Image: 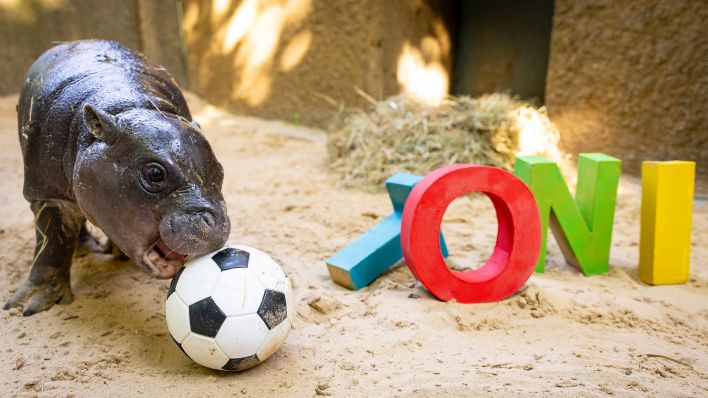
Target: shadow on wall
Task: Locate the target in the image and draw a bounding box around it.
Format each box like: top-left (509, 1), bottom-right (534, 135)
top-left (395, 9), bottom-right (452, 106)
top-left (184, 0), bottom-right (314, 109)
top-left (0, 0), bottom-right (139, 95)
top-left (0, 0), bottom-right (187, 95)
top-left (182, 0), bottom-right (454, 126)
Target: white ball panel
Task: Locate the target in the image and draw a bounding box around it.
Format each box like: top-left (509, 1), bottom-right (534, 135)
top-left (212, 269), bottom-right (264, 316)
top-left (181, 257), bottom-right (222, 283)
top-left (165, 293), bottom-right (190, 343)
top-left (256, 318), bottom-right (291, 362)
top-left (175, 277), bottom-right (216, 306)
top-left (215, 314), bottom-right (270, 359)
top-left (284, 277), bottom-right (295, 322)
top-left (181, 333), bottom-right (229, 370)
top-left (230, 244), bottom-right (268, 258)
top-left (236, 246), bottom-right (287, 291)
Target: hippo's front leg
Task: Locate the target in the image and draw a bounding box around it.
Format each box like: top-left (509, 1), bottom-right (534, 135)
top-left (4, 200), bottom-right (83, 316)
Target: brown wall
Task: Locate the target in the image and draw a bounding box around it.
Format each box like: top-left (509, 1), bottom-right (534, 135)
top-left (2, 1), bottom-right (705, 187)
top-left (186, 0), bottom-right (706, 186)
top-left (181, 0), bottom-right (453, 126)
top-left (0, 0), bottom-right (188, 95)
top-left (545, 0), bottom-right (707, 186)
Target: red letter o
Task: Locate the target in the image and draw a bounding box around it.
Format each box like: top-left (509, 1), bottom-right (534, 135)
top-left (401, 164), bottom-right (541, 303)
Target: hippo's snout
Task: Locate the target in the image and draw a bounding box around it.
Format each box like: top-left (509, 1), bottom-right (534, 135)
top-left (159, 206), bottom-right (231, 256)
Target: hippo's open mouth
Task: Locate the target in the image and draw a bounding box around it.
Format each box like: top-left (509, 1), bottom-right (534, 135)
top-left (141, 239), bottom-right (187, 279)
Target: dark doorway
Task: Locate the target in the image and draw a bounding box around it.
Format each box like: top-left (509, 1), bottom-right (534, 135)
top-left (451, 0), bottom-right (555, 103)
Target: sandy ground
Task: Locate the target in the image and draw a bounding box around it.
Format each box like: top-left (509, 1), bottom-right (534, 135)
top-left (0, 93), bottom-right (706, 397)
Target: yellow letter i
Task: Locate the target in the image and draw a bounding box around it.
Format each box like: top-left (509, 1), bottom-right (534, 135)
top-left (639, 161), bottom-right (696, 285)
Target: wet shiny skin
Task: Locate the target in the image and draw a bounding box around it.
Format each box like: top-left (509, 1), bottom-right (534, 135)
top-left (5, 39), bottom-right (230, 315)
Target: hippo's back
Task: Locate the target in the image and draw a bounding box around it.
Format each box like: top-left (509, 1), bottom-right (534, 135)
top-left (19, 39), bottom-right (190, 201)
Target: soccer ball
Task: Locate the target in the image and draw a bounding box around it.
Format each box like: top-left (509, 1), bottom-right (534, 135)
top-left (165, 245), bottom-right (293, 371)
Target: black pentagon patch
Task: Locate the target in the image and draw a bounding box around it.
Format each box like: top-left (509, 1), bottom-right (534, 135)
top-left (257, 289), bottom-right (287, 330)
top-left (188, 297), bottom-right (226, 338)
top-left (222, 354), bottom-right (260, 372)
top-left (167, 267), bottom-right (185, 298)
top-left (212, 248), bottom-right (250, 271)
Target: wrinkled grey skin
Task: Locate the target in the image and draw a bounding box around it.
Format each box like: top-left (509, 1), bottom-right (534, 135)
top-left (4, 40), bottom-right (230, 316)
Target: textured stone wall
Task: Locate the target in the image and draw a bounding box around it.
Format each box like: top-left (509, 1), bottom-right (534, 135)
top-left (181, 0), bottom-right (453, 126)
top-left (545, 0), bottom-right (707, 186)
top-left (0, 0), bottom-right (188, 95)
top-left (3, 0), bottom-right (703, 188)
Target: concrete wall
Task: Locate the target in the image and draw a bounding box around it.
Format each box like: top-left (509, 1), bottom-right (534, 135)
top-left (2, 0), bottom-right (704, 187)
top-left (545, 0), bottom-right (707, 186)
top-left (181, 0), bottom-right (453, 126)
top-left (0, 0), bottom-right (188, 95)
top-left (0, 0), bottom-right (454, 126)
top-left (452, 0), bottom-right (554, 102)
top-left (186, 0), bottom-right (706, 186)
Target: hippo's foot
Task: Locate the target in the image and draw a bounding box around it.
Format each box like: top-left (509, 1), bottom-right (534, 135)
top-left (77, 225), bottom-right (129, 261)
top-left (77, 223), bottom-right (109, 256)
top-left (82, 239), bottom-right (105, 255)
top-left (3, 278), bottom-right (74, 316)
top-left (106, 240), bottom-right (130, 261)
top-left (76, 238), bottom-right (106, 257)
top-left (7, 200), bottom-right (80, 316)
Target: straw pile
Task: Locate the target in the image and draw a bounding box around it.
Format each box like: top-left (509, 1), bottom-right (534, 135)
top-left (327, 93), bottom-right (561, 190)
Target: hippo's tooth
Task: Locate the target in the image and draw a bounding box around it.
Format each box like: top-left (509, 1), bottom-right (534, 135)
top-left (147, 249), bottom-right (162, 264)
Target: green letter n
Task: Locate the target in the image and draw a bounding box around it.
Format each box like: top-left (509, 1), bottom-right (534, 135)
top-left (514, 154), bottom-right (621, 275)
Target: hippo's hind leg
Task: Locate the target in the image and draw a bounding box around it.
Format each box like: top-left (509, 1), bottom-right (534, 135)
top-left (77, 224), bottom-right (129, 261)
top-left (108, 241), bottom-right (130, 261)
top-left (76, 223), bottom-right (105, 256)
top-left (4, 200), bottom-right (83, 316)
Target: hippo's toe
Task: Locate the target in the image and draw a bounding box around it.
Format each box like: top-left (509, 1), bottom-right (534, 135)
top-left (3, 278), bottom-right (73, 316)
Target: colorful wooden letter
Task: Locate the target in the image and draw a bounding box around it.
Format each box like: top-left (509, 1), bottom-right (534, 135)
top-left (400, 164), bottom-right (541, 303)
top-left (326, 173), bottom-right (448, 290)
top-left (514, 154), bottom-right (621, 275)
top-left (639, 161), bottom-right (695, 285)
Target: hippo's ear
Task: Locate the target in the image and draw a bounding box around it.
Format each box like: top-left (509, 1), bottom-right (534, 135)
top-left (190, 119), bottom-right (202, 132)
top-left (82, 104), bottom-right (118, 144)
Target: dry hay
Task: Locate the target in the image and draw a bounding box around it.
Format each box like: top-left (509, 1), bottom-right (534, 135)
top-left (327, 93), bottom-right (562, 190)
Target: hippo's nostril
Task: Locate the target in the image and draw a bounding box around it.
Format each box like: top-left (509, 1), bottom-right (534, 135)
top-left (201, 212), bottom-right (215, 228)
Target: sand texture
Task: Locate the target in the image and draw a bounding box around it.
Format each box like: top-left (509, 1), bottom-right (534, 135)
top-left (0, 94), bottom-right (706, 397)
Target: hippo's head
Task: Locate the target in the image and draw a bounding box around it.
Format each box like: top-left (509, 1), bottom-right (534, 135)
top-left (72, 104), bottom-right (230, 278)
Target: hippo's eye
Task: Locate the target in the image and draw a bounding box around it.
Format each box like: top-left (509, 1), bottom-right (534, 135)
top-left (146, 166), bottom-right (165, 183)
top-left (140, 162), bottom-right (168, 193)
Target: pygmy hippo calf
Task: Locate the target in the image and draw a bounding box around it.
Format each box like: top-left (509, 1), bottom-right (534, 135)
top-left (4, 40), bottom-right (231, 316)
